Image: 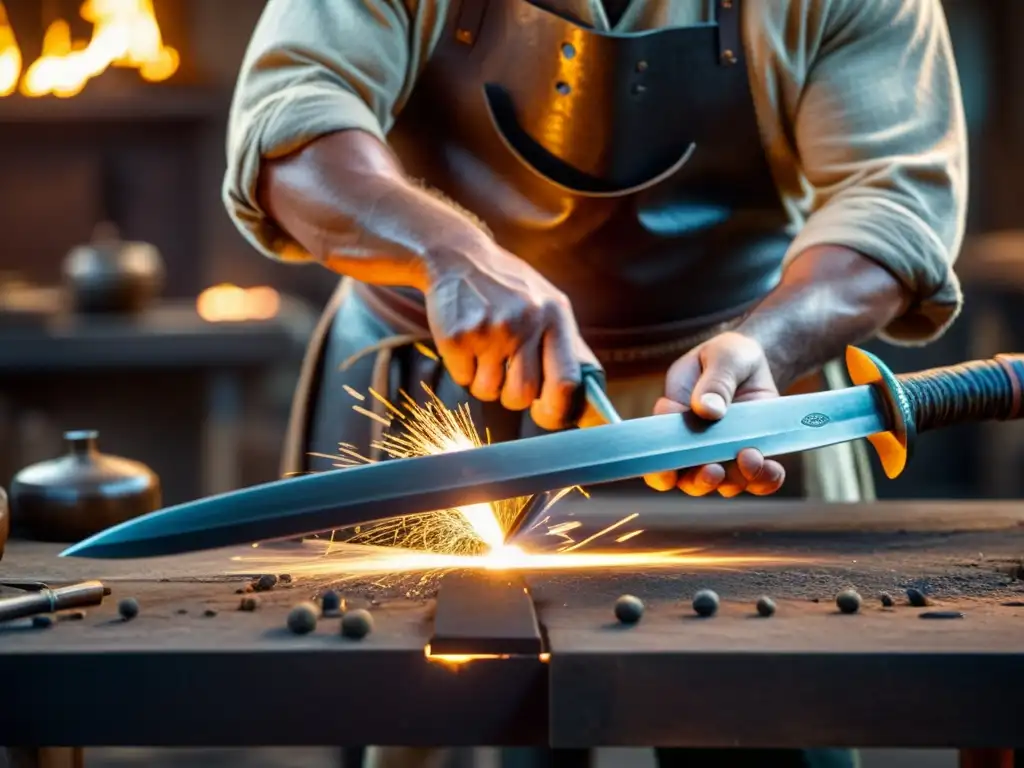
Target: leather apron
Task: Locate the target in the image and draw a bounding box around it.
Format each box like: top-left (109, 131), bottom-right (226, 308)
top-left (281, 0), bottom-right (845, 500)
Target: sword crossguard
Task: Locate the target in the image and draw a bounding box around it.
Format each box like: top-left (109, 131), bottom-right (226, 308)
top-left (846, 346), bottom-right (1024, 480)
top-left (845, 347), bottom-right (916, 480)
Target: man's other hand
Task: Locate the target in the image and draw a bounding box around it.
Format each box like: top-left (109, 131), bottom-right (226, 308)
top-left (644, 332), bottom-right (786, 497)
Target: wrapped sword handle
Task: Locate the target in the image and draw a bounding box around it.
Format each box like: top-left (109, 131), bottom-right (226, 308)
top-left (898, 355), bottom-right (1024, 432)
top-left (846, 347), bottom-right (1024, 479)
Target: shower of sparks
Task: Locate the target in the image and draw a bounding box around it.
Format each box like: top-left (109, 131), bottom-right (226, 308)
top-left (234, 381), bottom-right (802, 582)
top-left (311, 384), bottom-right (544, 555)
top-left (230, 538), bottom-right (786, 580)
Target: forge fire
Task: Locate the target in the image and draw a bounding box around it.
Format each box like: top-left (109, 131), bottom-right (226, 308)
top-left (0, 0), bottom-right (178, 98)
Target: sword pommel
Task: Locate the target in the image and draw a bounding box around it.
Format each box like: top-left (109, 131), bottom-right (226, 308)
top-left (846, 346), bottom-right (1024, 480)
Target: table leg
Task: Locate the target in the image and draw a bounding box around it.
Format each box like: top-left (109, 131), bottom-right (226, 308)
top-left (499, 748), bottom-right (590, 768)
top-left (339, 746), bottom-right (366, 767)
top-left (959, 749), bottom-right (1014, 768)
top-left (203, 370), bottom-right (244, 496)
top-left (4, 748), bottom-right (84, 768)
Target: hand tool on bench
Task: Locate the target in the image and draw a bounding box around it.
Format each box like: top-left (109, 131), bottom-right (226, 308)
top-left (0, 580), bottom-right (107, 622)
top-left (61, 347), bottom-right (1024, 559)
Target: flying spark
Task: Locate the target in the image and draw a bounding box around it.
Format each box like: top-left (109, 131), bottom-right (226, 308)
top-left (235, 382), bottom-right (801, 581)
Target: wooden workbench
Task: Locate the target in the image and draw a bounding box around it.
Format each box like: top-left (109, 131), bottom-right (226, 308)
top-left (2, 498), bottom-right (1024, 754)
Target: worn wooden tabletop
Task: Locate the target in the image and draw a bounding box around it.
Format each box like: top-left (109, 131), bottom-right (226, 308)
top-left (1, 497), bottom-right (1023, 651)
top-left (2, 498), bottom-right (1024, 748)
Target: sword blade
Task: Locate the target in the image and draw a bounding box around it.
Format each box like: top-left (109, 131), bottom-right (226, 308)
top-left (60, 386), bottom-right (887, 559)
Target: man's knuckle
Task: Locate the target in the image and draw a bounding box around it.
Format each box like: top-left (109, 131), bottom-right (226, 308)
top-left (524, 302), bottom-right (546, 327)
top-left (541, 293), bottom-right (571, 317)
top-left (503, 305), bottom-right (541, 335)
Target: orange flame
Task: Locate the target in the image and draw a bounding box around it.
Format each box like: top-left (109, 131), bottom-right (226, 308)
top-left (15, 0), bottom-right (178, 98)
top-left (0, 2), bottom-right (21, 97)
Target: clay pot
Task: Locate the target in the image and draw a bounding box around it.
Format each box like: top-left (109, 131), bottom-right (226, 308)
top-left (62, 222), bottom-right (165, 314)
top-left (0, 486), bottom-right (8, 561)
top-left (10, 431), bottom-right (161, 543)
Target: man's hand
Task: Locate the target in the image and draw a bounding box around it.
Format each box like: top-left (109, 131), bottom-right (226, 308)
top-left (425, 241), bottom-right (598, 431)
top-left (258, 130), bottom-right (596, 431)
top-left (643, 332), bottom-right (786, 497)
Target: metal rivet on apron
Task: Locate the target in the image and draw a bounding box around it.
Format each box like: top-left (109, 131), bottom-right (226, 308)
top-left (556, 81), bottom-right (572, 95)
top-left (455, 28), bottom-right (473, 45)
top-left (631, 83), bottom-right (646, 95)
top-left (636, 60), bottom-right (648, 72)
top-left (721, 49), bottom-right (737, 65)
top-left (561, 43), bottom-right (576, 59)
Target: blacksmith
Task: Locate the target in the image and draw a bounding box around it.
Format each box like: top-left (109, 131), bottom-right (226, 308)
top-left (224, 0), bottom-right (967, 765)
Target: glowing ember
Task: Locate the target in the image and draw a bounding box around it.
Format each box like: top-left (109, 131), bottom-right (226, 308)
top-left (232, 381), bottom-right (802, 582)
top-left (423, 644), bottom-right (511, 669)
top-left (15, 0), bottom-right (178, 99)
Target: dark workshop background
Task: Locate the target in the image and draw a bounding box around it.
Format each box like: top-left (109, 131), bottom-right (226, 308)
top-left (1, 0), bottom-right (1023, 518)
top-left (0, 2), bottom-right (1016, 768)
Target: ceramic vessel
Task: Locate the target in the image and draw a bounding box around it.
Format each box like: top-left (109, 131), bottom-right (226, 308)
top-left (10, 431), bottom-right (161, 543)
top-left (62, 223), bottom-right (165, 314)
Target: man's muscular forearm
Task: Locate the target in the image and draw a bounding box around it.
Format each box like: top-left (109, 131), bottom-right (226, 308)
top-left (257, 129), bottom-right (490, 291)
top-left (257, 128), bottom-right (597, 428)
top-left (735, 245), bottom-right (911, 391)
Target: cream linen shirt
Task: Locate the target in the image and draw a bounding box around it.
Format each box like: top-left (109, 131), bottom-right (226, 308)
top-left (224, 0), bottom-right (968, 346)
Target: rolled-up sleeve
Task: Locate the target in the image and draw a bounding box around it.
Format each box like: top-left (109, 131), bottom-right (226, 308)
top-left (223, 0), bottom-right (444, 261)
top-left (785, 0), bottom-right (968, 344)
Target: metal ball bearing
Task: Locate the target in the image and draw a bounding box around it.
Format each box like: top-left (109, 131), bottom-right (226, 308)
top-left (692, 589), bottom-right (719, 617)
top-left (756, 596), bottom-right (776, 617)
top-left (906, 587), bottom-right (929, 607)
top-left (836, 589), bottom-right (862, 614)
top-left (341, 608), bottom-right (374, 639)
top-left (239, 596), bottom-right (259, 612)
top-left (614, 595), bottom-right (644, 624)
top-left (287, 602), bottom-right (319, 635)
top-left (118, 597), bottom-right (140, 621)
top-left (321, 590), bottom-right (342, 614)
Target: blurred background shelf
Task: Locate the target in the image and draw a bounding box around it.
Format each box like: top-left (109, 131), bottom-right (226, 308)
top-left (0, 85), bottom-right (227, 123)
top-left (0, 0), bottom-right (1021, 766)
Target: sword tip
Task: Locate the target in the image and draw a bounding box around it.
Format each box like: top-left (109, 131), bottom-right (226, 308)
top-left (59, 528), bottom-right (145, 559)
top-left (59, 538), bottom-right (108, 558)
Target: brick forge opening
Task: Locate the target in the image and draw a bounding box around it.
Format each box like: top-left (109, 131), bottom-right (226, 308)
top-left (0, 0), bottom-right (238, 498)
top-left (0, 0), bottom-right (216, 299)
